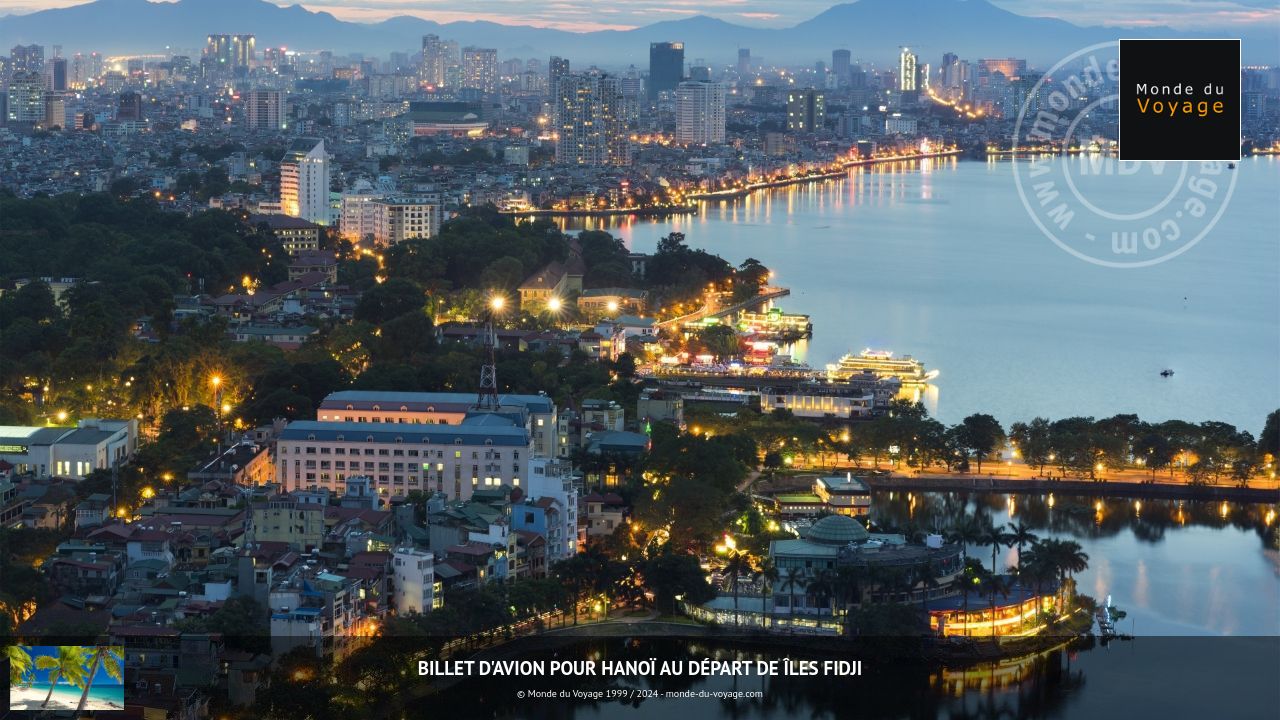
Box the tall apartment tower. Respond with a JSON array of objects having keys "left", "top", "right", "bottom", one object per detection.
[
  {"left": 461, "top": 47, "right": 498, "bottom": 93},
  {"left": 832, "top": 50, "right": 851, "bottom": 84},
  {"left": 786, "top": 88, "right": 826, "bottom": 133},
  {"left": 245, "top": 89, "right": 284, "bottom": 130},
  {"left": 6, "top": 72, "right": 45, "bottom": 124},
  {"left": 899, "top": 47, "right": 918, "bottom": 92},
  {"left": 420, "top": 34, "right": 446, "bottom": 88},
  {"left": 648, "top": 41, "right": 684, "bottom": 100},
  {"left": 548, "top": 56, "right": 569, "bottom": 97},
  {"left": 554, "top": 71, "right": 631, "bottom": 167},
  {"left": 280, "top": 138, "right": 331, "bottom": 226},
  {"left": 675, "top": 81, "right": 725, "bottom": 146}
]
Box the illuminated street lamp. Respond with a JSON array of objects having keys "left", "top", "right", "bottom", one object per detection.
[{"left": 547, "top": 296, "right": 562, "bottom": 312}]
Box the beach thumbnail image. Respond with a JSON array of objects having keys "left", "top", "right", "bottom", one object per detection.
[{"left": 7, "top": 645, "right": 124, "bottom": 712}]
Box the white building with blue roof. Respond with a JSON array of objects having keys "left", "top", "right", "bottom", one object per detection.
[{"left": 275, "top": 412, "right": 534, "bottom": 502}]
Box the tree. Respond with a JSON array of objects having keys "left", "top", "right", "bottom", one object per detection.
[
  {"left": 1260, "top": 409, "right": 1280, "bottom": 458},
  {"left": 35, "top": 646, "right": 88, "bottom": 708},
  {"left": 778, "top": 567, "right": 806, "bottom": 628},
  {"left": 724, "top": 551, "right": 750, "bottom": 628},
  {"left": 75, "top": 646, "right": 123, "bottom": 714},
  {"left": 957, "top": 414, "right": 1005, "bottom": 473},
  {"left": 1007, "top": 521, "right": 1038, "bottom": 574},
  {"left": 978, "top": 521, "right": 1013, "bottom": 575},
  {"left": 946, "top": 517, "right": 983, "bottom": 559},
  {"left": 1009, "top": 418, "right": 1052, "bottom": 474},
  {"left": 354, "top": 278, "right": 426, "bottom": 324},
  {"left": 6, "top": 645, "right": 33, "bottom": 686},
  {"left": 640, "top": 551, "right": 713, "bottom": 614}
]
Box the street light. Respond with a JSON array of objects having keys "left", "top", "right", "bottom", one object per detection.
[
  {"left": 490, "top": 295, "right": 506, "bottom": 312},
  {"left": 547, "top": 296, "right": 562, "bottom": 312}
]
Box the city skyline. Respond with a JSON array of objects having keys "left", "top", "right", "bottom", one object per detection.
[{"left": 1, "top": 0, "right": 1276, "bottom": 32}]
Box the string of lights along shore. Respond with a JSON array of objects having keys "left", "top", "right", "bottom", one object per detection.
[{"left": 0, "top": 2, "right": 1276, "bottom": 719}]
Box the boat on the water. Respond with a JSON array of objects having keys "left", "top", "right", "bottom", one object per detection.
[{"left": 1160, "top": 369, "right": 1174, "bottom": 377}]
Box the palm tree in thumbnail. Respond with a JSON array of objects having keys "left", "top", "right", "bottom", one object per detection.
[
  {"left": 36, "top": 645, "right": 89, "bottom": 708},
  {"left": 76, "top": 646, "right": 124, "bottom": 713},
  {"left": 6, "top": 645, "right": 34, "bottom": 686}
]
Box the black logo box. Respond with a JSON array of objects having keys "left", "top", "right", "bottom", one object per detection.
[{"left": 1119, "top": 39, "right": 1241, "bottom": 161}]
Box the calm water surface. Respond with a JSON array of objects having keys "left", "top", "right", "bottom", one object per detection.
[
  {"left": 564, "top": 158, "right": 1280, "bottom": 432},
  {"left": 431, "top": 492, "right": 1279, "bottom": 719}
]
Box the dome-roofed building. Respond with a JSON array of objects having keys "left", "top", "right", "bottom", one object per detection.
[{"left": 803, "top": 514, "right": 869, "bottom": 545}]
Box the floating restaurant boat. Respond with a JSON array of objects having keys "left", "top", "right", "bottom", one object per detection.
[{"left": 826, "top": 349, "right": 937, "bottom": 386}]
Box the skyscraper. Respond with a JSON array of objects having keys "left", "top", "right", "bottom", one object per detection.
[
  {"left": 832, "top": 50, "right": 851, "bottom": 84},
  {"left": 245, "top": 89, "right": 284, "bottom": 130},
  {"left": 280, "top": 138, "right": 331, "bottom": 225},
  {"left": 45, "top": 57, "right": 67, "bottom": 92},
  {"left": 548, "top": 56, "right": 569, "bottom": 97},
  {"left": 786, "top": 89, "right": 825, "bottom": 133},
  {"left": 5, "top": 72, "right": 44, "bottom": 124},
  {"left": 675, "top": 81, "right": 726, "bottom": 146},
  {"left": 461, "top": 47, "right": 498, "bottom": 93},
  {"left": 421, "top": 35, "right": 446, "bottom": 88},
  {"left": 9, "top": 44, "right": 44, "bottom": 74},
  {"left": 737, "top": 48, "right": 751, "bottom": 76},
  {"left": 554, "top": 71, "right": 630, "bottom": 167},
  {"left": 899, "top": 47, "right": 918, "bottom": 92},
  {"left": 648, "top": 42, "right": 684, "bottom": 100},
  {"left": 205, "top": 34, "right": 254, "bottom": 69}
]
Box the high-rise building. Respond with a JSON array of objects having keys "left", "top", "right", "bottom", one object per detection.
[
  {"left": 548, "top": 56, "right": 569, "bottom": 97},
  {"left": 116, "top": 91, "right": 144, "bottom": 122},
  {"left": 421, "top": 34, "right": 446, "bottom": 88},
  {"left": 9, "top": 44, "right": 44, "bottom": 74},
  {"left": 461, "top": 47, "right": 497, "bottom": 93},
  {"left": 554, "top": 71, "right": 631, "bottom": 167},
  {"left": 245, "top": 89, "right": 284, "bottom": 130},
  {"left": 6, "top": 72, "right": 45, "bottom": 124},
  {"left": 737, "top": 48, "right": 751, "bottom": 76},
  {"left": 675, "top": 81, "right": 725, "bottom": 146},
  {"left": 205, "top": 34, "right": 254, "bottom": 69},
  {"left": 899, "top": 47, "right": 918, "bottom": 92},
  {"left": 832, "top": 50, "right": 851, "bottom": 84},
  {"left": 648, "top": 41, "right": 684, "bottom": 100},
  {"left": 786, "top": 88, "right": 825, "bottom": 133},
  {"left": 280, "top": 138, "right": 331, "bottom": 226},
  {"left": 45, "top": 57, "right": 67, "bottom": 92},
  {"left": 42, "top": 92, "right": 66, "bottom": 129}
]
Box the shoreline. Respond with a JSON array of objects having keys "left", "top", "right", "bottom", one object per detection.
[
  {"left": 8, "top": 686, "right": 125, "bottom": 711},
  {"left": 687, "top": 149, "right": 963, "bottom": 201},
  {"left": 866, "top": 473, "right": 1279, "bottom": 503}
]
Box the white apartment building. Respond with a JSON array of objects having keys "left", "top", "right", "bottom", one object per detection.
[
  {"left": 371, "top": 196, "right": 440, "bottom": 245},
  {"left": 675, "top": 81, "right": 726, "bottom": 146},
  {"left": 525, "top": 457, "right": 580, "bottom": 562},
  {"left": 275, "top": 416, "right": 533, "bottom": 501},
  {"left": 315, "top": 390, "right": 559, "bottom": 459},
  {"left": 279, "top": 138, "right": 330, "bottom": 226},
  {"left": 392, "top": 547, "right": 441, "bottom": 614},
  {"left": 339, "top": 193, "right": 380, "bottom": 243}
]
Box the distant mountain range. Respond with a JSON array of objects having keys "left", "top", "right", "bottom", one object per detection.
[{"left": 1, "top": 0, "right": 1274, "bottom": 66}]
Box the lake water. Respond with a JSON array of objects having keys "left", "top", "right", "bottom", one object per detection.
[
  {"left": 429, "top": 492, "right": 1280, "bottom": 719},
  {"left": 563, "top": 157, "right": 1280, "bottom": 433}
]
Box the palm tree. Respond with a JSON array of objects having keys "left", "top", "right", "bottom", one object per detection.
[
  {"left": 947, "top": 517, "right": 983, "bottom": 560},
  {"left": 6, "top": 645, "right": 34, "bottom": 686},
  {"left": 978, "top": 521, "right": 1013, "bottom": 575},
  {"left": 959, "top": 558, "right": 988, "bottom": 637},
  {"left": 805, "top": 569, "right": 836, "bottom": 616},
  {"left": 832, "top": 565, "right": 863, "bottom": 636},
  {"left": 1044, "top": 539, "right": 1090, "bottom": 611},
  {"left": 35, "top": 646, "right": 89, "bottom": 709},
  {"left": 75, "top": 646, "right": 123, "bottom": 714},
  {"left": 778, "top": 566, "right": 806, "bottom": 630},
  {"left": 756, "top": 558, "right": 779, "bottom": 629},
  {"left": 725, "top": 551, "right": 750, "bottom": 628},
  {"left": 1007, "top": 521, "right": 1039, "bottom": 574},
  {"left": 913, "top": 560, "right": 943, "bottom": 614},
  {"left": 981, "top": 575, "right": 1013, "bottom": 639}
]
